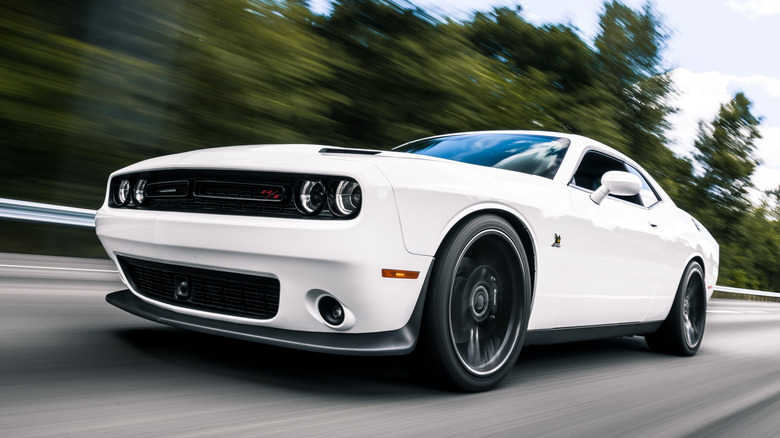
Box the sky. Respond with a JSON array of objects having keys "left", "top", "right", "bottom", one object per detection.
[{"left": 311, "top": 0, "right": 780, "bottom": 193}]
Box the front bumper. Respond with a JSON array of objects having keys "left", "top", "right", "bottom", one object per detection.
[
  {"left": 96, "top": 172, "right": 433, "bottom": 336},
  {"left": 107, "top": 289, "right": 424, "bottom": 355}
]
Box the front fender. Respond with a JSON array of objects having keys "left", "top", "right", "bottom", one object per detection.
[{"left": 374, "top": 158, "right": 562, "bottom": 257}]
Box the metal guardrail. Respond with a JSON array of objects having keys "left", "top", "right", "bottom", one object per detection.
[
  {"left": 713, "top": 285, "right": 780, "bottom": 299},
  {"left": 1, "top": 197, "right": 778, "bottom": 299},
  {"left": 0, "top": 197, "right": 96, "bottom": 228}
]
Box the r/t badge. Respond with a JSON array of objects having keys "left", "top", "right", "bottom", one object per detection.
[{"left": 552, "top": 233, "right": 561, "bottom": 248}]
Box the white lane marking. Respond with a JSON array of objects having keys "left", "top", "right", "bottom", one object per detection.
[
  {"left": 0, "top": 264, "right": 118, "bottom": 274},
  {"left": 707, "top": 310, "right": 741, "bottom": 314}
]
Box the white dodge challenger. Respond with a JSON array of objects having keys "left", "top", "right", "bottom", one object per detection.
[{"left": 97, "top": 131, "right": 718, "bottom": 391}]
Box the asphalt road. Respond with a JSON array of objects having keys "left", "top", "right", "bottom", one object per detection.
[{"left": 2, "top": 253, "right": 780, "bottom": 437}]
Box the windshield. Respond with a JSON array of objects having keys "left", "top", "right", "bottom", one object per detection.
[{"left": 394, "top": 133, "right": 570, "bottom": 179}]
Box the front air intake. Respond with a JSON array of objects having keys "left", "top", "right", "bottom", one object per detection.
[{"left": 118, "top": 256, "right": 280, "bottom": 320}]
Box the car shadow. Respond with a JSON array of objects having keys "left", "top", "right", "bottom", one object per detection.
[
  {"left": 113, "top": 326, "right": 430, "bottom": 396},
  {"left": 113, "top": 326, "right": 656, "bottom": 395}
]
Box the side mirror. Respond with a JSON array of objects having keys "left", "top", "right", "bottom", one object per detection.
[{"left": 590, "top": 171, "right": 641, "bottom": 205}]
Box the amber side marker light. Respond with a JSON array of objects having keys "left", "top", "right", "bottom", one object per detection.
[{"left": 382, "top": 269, "right": 420, "bottom": 279}]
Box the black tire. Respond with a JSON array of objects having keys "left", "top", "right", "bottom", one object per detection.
[
  {"left": 413, "top": 215, "right": 531, "bottom": 392},
  {"left": 645, "top": 261, "right": 706, "bottom": 356}
]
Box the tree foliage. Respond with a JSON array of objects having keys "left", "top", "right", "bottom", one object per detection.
[
  {"left": 465, "top": 8, "right": 624, "bottom": 146},
  {"left": 675, "top": 93, "right": 775, "bottom": 291},
  {"left": 0, "top": 0, "right": 777, "bottom": 290},
  {"left": 691, "top": 93, "right": 761, "bottom": 221},
  {"left": 594, "top": 2, "right": 678, "bottom": 181}
]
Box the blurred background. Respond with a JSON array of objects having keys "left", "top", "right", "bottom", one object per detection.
[{"left": 1, "top": 0, "right": 778, "bottom": 291}]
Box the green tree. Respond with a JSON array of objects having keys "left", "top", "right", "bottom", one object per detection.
[
  {"left": 594, "top": 1, "right": 680, "bottom": 181},
  {"left": 317, "top": 0, "right": 506, "bottom": 146},
  {"left": 164, "top": 0, "right": 342, "bottom": 148},
  {"left": 464, "top": 7, "right": 624, "bottom": 147},
  {"left": 0, "top": 0, "right": 341, "bottom": 209},
  {"left": 0, "top": 0, "right": 341, "bottom": 255},
  {"left": 683, "top": 93, "right": 762, "bottom": 288},
  {"left": 0, "top": 1, "right": 176, "bottom": 207},
  {"left": 745, "top": 202, "right": 780, "bottom": 291},
  {"left": 689, "top": 93, "right": 761, "bottom": 234}
]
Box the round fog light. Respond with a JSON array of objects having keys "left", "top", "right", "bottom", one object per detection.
[{"left": 318, "top": 296, "right": 345, "bottom": 326}]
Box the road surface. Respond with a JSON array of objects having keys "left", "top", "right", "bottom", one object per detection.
[{"left": 1, "top": 253, "right": 779, "bottom": 437}]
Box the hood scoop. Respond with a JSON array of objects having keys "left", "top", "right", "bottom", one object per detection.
[{"left": 319, "top": 147, "right": 381, "bottom": 155}]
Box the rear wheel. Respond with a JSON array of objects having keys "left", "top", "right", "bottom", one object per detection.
[
  {"left": 414, "top": 215, "right": 531, "bottom": 391},
  {"left": 646, "top": 261, "right": 706, "bottom": 355}
]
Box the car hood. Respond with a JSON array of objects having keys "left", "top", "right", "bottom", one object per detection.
[{"left": 113, "top": 144, "right": 451, "bottom": 175}]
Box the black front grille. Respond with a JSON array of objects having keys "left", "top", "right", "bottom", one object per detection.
[
  {"left": 145, "top": 197, "right": 301, "bottom": 216},
  {"left": 108, "top": 169, "right": 357, "bottom": 219},
  {"left": 118, "top": 256, "right": 279, "bottom": 319}
]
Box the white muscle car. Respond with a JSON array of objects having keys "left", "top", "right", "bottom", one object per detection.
[{"left": 96, "top": 131, "right": 718, "bottom": 391}]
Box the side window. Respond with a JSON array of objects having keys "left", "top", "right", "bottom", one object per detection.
[
  {"left": 625, "top": 164, "right": 661, "bottom": 207},
  {"left": 570, "top": 151, "right": 644, "bottom": 206}
]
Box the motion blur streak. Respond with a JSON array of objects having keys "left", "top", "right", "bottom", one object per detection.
[{"left": 1, "top": 254, "right": 779, "bottom": 437}]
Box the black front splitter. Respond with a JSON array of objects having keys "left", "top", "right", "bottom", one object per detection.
[{"left": 106, "top": 289, "right": 420, "bottom": 356}]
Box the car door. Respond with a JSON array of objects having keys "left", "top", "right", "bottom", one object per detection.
[{"left": 552, "top": 149, "right": 666, "bottom": 327}]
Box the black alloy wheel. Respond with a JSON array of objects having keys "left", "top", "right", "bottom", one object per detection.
[
  {"left": 646, "top": 261, "right": 706, "bottom": 356},
  {"left": 414, "top": 215, "right": 531, "bottom": 391}
]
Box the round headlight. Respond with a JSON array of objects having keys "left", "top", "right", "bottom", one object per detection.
[
  {"left": 329, "top": 180, "right": 361, "bottom": 217},
  {"left": 297, "top": 180, "right": 326, "bottom": 214},
  {"left": 133, "top": 179, "right": 147, "bottom": 205},
  {"left": 116, "top": 179, "right": 131, "bottom": 206}
]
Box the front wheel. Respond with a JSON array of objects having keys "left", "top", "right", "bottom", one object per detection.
[
  {"left": 414, "top": 215, "right": 531, "bottom": 391},
  {"left": 645, "top": 261, "right": 707, "bottom": 355}
]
